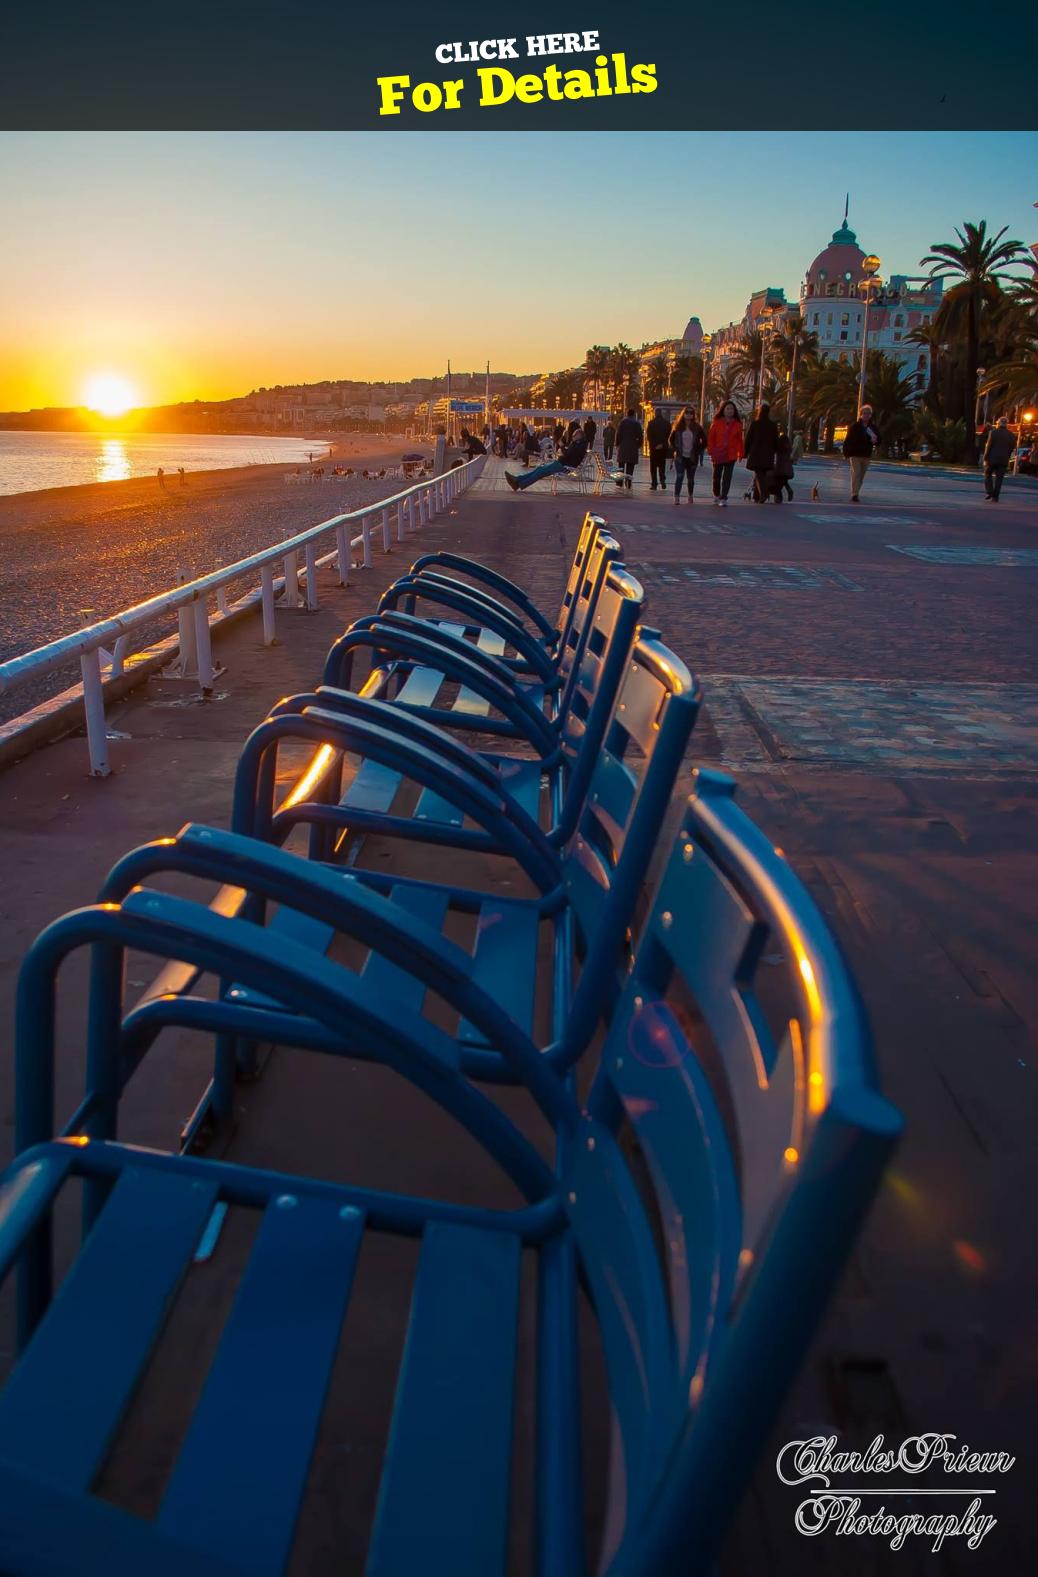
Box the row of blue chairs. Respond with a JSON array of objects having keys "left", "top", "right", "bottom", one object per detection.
[{"left": 0, "top": 512, "right": 902, "bottom": 1574}]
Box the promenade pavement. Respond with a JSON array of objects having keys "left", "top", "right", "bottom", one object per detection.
[{"left": 0, "top": 451, "right": 1034, "bottom": 1571}]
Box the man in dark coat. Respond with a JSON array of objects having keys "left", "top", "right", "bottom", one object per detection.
[
  {"left": 602, "top": 420, "right": 616, "bottom": 461},
  {"left": 744, "top": 403, "right": 779, "bottom": 503},
  {"left": 983, "top": 417, "right": 1015, "bottom": 502},
  {"left": 646, "top": 407, "right": 671, "bottom": 492},
  {"left": 614, "top": 408, "right": 643, "bottom": 491},
  {"left": 583, "top": 416, "right": 597, "bottom": 451},
  {"left": 505, "top": 427, "right": 588, "bottom": 491},
  {"left": 842, "top": 404, "right": 881, "bottom": 501}
]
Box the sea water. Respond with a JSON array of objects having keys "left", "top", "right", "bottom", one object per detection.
[{"left": 0, "top": 430, "right": 332, "bottom": 497}]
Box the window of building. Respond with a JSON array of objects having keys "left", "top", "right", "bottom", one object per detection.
[
  {"left": 839, "top": 331, "right": 848, "bottom": 341},
  {"left": 812, "top": 312, "right": 819, "bottom": 325},
  {"left": 895, "top": 314, "right": 904, "bottom": 327},
  {"left": 893, "top": 332, "right": 901, "bottom": 342},
  {"left": 840, "top": 312, "right": 850, "bottom": 325},
  {"left": 826, "top": 312, "right": 833, "bottom": 325}
]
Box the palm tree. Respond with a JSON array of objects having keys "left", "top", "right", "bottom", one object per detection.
[
  {"left": 644, "top": 354, "right": 671, "bottom": 401},
  {"left": 905, "top": 321, "right": 945, "bottom": 412},
  {"left": 583, "top": 345, "right": 611, "bottom": 408},
  {"left": 920, "top": 221, "right": 1030, "bottom": 461},
  {"left": 705, "top": 366, "right": 748, "bottom": 419},
  {"left": 770, "top": 318, "right": 819, "bottom": 431},
  {"left": 610, "top": 343, "right": 640, "bottom": 411}
]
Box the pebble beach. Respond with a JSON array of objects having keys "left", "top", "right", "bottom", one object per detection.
[{"left": 0, "top": 434, "right": 432, "bottom": 721}]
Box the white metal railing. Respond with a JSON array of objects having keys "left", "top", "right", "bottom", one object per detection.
[{"left": 0, "top": 454, "right": 486, "bottom": 776}]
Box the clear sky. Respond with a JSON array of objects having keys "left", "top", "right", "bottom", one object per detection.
[{"left": 0, "top": 131, "right": 1035, "bottom": 412}]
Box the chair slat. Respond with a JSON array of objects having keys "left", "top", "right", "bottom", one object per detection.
[
  {"left": 0, "top": 1457, "right": 239, "bottom": 1577},
  {"left": 461, "top": 899, "right": 540, "bottom": 1042},
  {"left": 159, "top": 1196, "right": 364, "bottom": 1575},
  {"left": 0, "top": 1168, "right": 217, "bottom": 1489},
  {"left": 367, "top": 1223, "right": 521, "bottom": 1577},
  {"left": 360, "top": 886, "right": 451, "bottom": 1015},
  {"left": 452, "top": 627, "right": 508, "bottom": 717}
]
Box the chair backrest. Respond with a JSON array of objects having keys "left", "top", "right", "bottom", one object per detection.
[
  {"left": 556, "top": 565, "right": 644, "bottom": 838},
  {"left": 568, "top": 772, "right": 901, "bottom": 1571},
  {"left": 560, "top": 635, "right": 700, "bottom": 1060},
  {"left": 555, "top": 511, "right": 606, "bottom": 646},
  {"left": 550, "top": 528, "right": 623, "bottom": 719}
]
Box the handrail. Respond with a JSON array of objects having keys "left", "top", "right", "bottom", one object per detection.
[{"left": 0, "top": 453, "right": 486, "bottom": 776}]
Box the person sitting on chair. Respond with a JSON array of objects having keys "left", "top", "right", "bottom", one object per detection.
[{"left": 505, "top": 426, "right": 588, "bottom": 491}]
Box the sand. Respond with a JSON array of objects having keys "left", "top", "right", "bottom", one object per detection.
[{"left": 0, "top": 434, "right": 434, "bottom": 720}]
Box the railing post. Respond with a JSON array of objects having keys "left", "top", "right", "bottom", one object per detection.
[
  {"left": 193, "top": 598, "right": 215, "bottom": 693},
  {"left": 396, "top": 502, "right": 406, "bottom": 542},
  {"left": 381, "top": 507, "right": 391, "bottom": 552},
  {"left": 304, "top": 542, "right": 319, "bottom": 610},
  {"left": 282, "top": 551, "right": 300, "bottom": 608},
  {"left": 80, "top": 649, "right": 111, "bottom": 777},
  {"left": 335, "top": 524, "right": 350, "bottom": 586},
  {"left": 260, "top": 563, "right": 277, "bottom": 644},
  {"left": 362, "top": 516, "right": 373, "bottom": 569}
]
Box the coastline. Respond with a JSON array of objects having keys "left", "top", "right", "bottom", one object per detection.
[
  {"left": 0, "top": 432, "right": 412, "bottom": 506},
  {"left": 0, "top": 434, "right": 433, "bottom": 720}
]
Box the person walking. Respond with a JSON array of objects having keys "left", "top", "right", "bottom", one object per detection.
[
  {"left": 767, "top": 433, "right": 795, "bottom": 502},
  {"left": 983, "top": 416, "right": 1014, "bottom": 502},
  {"left": 843, "top": 404, "right": 880, "bottom": 501},
  {"left": 745, "top": 403, "right": 779, "bottom": 503},
  {"left": 505, "top": 426, "right": 588, "bottom": 491},
  {"left": 646, "top": 406, "right": 671, "bottom": 492},
  {"left": 583, "top": 415, "right": 597, "bottom": 452},
  {"left": 670, "top": 407, "right": 707, "bottom": 505},
  {"left": 707, "top": 401, "right": 744, "bottom": 507},
  {"left": 602, "top": 419, "right": 616, "bottom": 461},
  {"left": 614, "top": 408, "right": 643, "bottom": 491}
]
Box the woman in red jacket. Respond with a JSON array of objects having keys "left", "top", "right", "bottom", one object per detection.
[{"left": 707, "top": 400, "right": 745, "bottom": 507}]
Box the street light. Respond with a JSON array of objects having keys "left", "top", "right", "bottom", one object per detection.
[
  {"left": 700, "top": 333, "right": 712, "bottom": 418},
  {"left": 1014, "top": 408, "right": 1035, "bottom": 475},
  {"left": 756, "top": 307, "right": 777, "bottom": 411},
  {"left": 975, "top": 368, "right": 987, "bottom": 438},
  {"left": 857, "top": 254, "right": 882, "bottom": 412}
]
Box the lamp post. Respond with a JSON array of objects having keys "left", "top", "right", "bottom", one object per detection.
[
  {"left": 755, "top": 308, "right": 776, "bottom": 411},
  {"left": 857, "top": 255, "right": 882, "bottom": 412},
  {"left": 786, "top": 330, "right": 800, "bottom": 434},
  {"left": 700, "top": 333, "right": 712, "bottom": 418},
  {"left": 1014, "top": 409, "right": 1034, "bottom": 475},
  {"left": 974, "top": 367, "right": 987, "bottom": 439}
]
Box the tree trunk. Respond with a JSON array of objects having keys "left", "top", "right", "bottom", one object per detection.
[{"left": 965, "top": 292, "right": 979, "bottom": 464}]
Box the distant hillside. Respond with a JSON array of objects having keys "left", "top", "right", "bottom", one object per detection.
[{"left": 0, "top": 371, "right": 543, "bottom": 434}]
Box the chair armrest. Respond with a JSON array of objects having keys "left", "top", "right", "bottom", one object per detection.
[
  {"left": 231, "top": 707, "right": 557, "bottom": 890},
  {"left": 408, "top": 552, "right": 558, "bottom": 641}
]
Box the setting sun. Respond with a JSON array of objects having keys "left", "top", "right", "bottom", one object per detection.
[{"left": 83, "top": 373, "right": 138, "bottom": 418}]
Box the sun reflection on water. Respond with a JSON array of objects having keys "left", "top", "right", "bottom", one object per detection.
[{"left": 96, "top": 438, "right": 130, "bottom": 484}]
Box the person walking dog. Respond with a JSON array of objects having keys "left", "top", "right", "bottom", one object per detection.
[
  {"left": 670, "top": 407, "right": 707, "bottom": 505},
  {"left": 983, "top": 417, "right": 1015, "bottom": 502},
  {"left": 843, "top": 404, "right": 881, "bottom": 501},
  {"left": 707, "top": 401, "right": 744, "bottom": 507},
  {"left": 744, "top": 403, "right": 779, "bottom": 503}
]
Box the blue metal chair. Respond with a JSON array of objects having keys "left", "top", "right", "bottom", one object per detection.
[
  {"left": 243, "top": 564, "right": 645, "bottom": 861},
  {"left": 83, "top": 634, "right": 700, "bottom": 1137},
  {"left": 326, "top": 518, "right": 622, "bottom": 741},
  {"left": 369, "top": 507, "right": 606, "bottom": 690},
  {"left": 1, "top": 771, "right": 901, "bottom": 1575}
]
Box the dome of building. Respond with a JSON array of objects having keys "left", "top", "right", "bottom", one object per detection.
[
  {"left": 804, "top": 218, "right": 868, "bottom": 299},
  {"left": 681, "top": 316, "right": 704, "bottom": 352}
]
